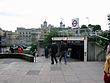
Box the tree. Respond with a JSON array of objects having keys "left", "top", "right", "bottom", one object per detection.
[
  {"left": 80, "top": 25, "right": 88, "bottom": 29},
  {"left": 88, "top": 24, "right": 101, "bottom": 32},
  {"left": 30, "top": 43, "right": 37, "bottom": 52},
  {"left": 88, "top": 24, "right": 94, "bottom": 30},
  {"left": 43, "top": 28, "right": 58, "bottom": 47},
  {"left": 92, "top": 25, "right": 101, "bottom": 32},
  {"left": 89, "top": 30, "right": 108, "bottom": 47}
]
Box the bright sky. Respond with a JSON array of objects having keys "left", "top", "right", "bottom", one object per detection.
[{"left": 0, "top": 0, "right": 110, "bottom": 32}]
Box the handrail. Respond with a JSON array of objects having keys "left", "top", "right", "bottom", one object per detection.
[{"left": 90, "top": 33, "right": 109, "bottom": 40}]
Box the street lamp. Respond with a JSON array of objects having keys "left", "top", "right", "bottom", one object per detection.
[
  {"left": 107, "top": 14, "right": 110, "bottom": 31},
  {"left": 86, "top": 17, "right": 90, "bottom": 26},
  {"left": 0, "top": 36, "right": 1, "bottom": 53}
]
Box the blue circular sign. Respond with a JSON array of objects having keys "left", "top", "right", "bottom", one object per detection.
[{"left": 72, "top": 20, "right": 78, "bottom": 27}]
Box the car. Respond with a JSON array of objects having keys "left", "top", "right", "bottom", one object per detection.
[
  {"left": 21, "top": 45, "right": 27, "bottom": 49},
  {"left": 25, "top": 46, "right": 31, "bottom": 51}
]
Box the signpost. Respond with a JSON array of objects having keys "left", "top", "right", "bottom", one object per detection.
[
  {"left": 72, "top": 18, "right": 80, "bottom": 35},
  {"left": 72, "top": 18, "right": 79, "bottom": 28}
]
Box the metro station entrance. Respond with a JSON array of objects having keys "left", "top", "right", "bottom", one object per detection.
[
  {"left": 52, "top": 37, "right": 87, "bottom": 62},
  {"left": 68, "top": 41, "right": 84, "bottom": 61}
]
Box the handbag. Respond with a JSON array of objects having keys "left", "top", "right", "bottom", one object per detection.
[{"left": 104, "top": 71, "right": 110, "bottom": 83}]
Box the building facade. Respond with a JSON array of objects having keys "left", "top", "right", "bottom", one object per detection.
[
  {"left": 14, "top": 27, "right": 41, "bottom": 45},
  {"left": 0, "top": 20, "right": 102, "bottom": 46}
]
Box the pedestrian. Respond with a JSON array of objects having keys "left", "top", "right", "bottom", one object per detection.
[
  {"left": 32, "top": 49, "right": 37, "bottom": 57},
  {"left": 104, "top": 52, "right": 110, "bottom": 83},
  {"left": 9, "top": 46, "right": 14, "bottom": 53},
  {"left": 17, "top": 46, "right": 23, "bottom": 54},
  {"left": 59, "top": 40, "right": 68, "bottom": 64},
  {"left": 50, "top": 41, "right": 58, "bottom": 64},
  {"left": 32, "top": 49, "right": 37, "bottom": 62},
  {"left": 45, "top": 46, "right": 49, "bottom": 58}
]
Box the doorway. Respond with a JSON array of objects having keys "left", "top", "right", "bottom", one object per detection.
[{"left": 68, "top": 41, "right": 84, "bottom": 61}]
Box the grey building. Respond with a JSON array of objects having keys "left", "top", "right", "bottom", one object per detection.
[{"left": 15, "top": 27, "right": 41, "bottom": 45}]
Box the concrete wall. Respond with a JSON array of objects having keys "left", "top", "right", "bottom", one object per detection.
[{"left": 87, "top": 42, "right": 106, "bottom": 61}]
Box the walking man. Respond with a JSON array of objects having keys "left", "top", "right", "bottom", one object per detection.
[
  {"left": 50, "top": 41, "right": 58, "bottom": 64},
  {"left": 59, "top": 40, "right": 68, "bottom": 64}
]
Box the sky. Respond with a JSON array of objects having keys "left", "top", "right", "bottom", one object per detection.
[{"left": 0, "top": 0, "right": 110, "bottom": 32}]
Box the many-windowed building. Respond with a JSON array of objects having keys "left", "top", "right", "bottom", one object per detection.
[{"left": 14, "top": 27, "right": 41, "bottom": 45}]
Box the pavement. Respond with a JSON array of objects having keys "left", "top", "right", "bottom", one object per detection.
[{"left": 0, "top": 56, "right": 104, "bottom": 83}]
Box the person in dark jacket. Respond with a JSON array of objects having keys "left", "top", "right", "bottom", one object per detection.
[
  {"left": 45, "top": 46, "right": 49, "bottom": 58},
  {"left": 59, "top": 40, "right": 68, "bottom": 64},
  {"left": 9, "top": 46, "right": 14, "bottom": 53},
  {"left": 50, "top": 41, "right": 58, "bottom": 64}
]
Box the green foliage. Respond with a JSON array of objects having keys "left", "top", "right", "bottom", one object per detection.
[
  {"left": 88, "top": 24, "right": 101, "bottom": 32},
  {"left": 92, "top": 25, "right": 101, "bottom": 32},
  {"left": 80, "top": 25, "right": 88, "bottom": 29},
  {"left": 65, "top": 31, "right": 74, "bottom": 37},
  {"left": 100, "top": 31, "right": 108, "bottom": 38},
  {"left": 30, "top": 43, "right": 37, "bottom": 52},
  {"left": 89, "top": 30, "right": 109, "bottom": 47},
  {"left": 81, "top": 24, "right": 101, "bottom": 32},
  {"left": 43, "top": 28, "right": 58, "bottom": 47}
]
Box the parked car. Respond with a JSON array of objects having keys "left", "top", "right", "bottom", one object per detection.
[{"left": 23, "top": 46, "right": 32, "bottom": 54}]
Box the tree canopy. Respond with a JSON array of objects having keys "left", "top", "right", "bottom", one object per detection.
[
  {"left": 81, "top": 24, "right": 101, "bottom": 32},
  {"left": 80, "top": 25, "right": 88, "bottom": 29},
  {"left": 43, "top": 28, "right": 58, "bottom": 47}
]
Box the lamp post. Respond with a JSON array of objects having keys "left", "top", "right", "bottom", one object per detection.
[
  {"left": 86, "top": 17, "right": 90, "bottom": 26},
  {"left": 0, "top": 36, "right": 1, "bottom": 53},
  {"left": 107, "top": 14, "right": 110, "bottom": 38},
  {"left": 107, "top": 14, "right": 110, "bottom": 31}
]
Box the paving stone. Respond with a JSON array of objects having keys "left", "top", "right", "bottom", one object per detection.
[
  {"left": 37, "top": 75, "right": 50, "bottom": 82},
  {"left": 51, "top": 80, "right": 66, "bottom": 83},
  {"left": 36, "top": 80, "right": 51, "bottom": 83},
  {"left": 0, "top": 57, "right": 104, "bottom": 83},
  {"left": 66, "top": 81, "right": 81, "bottom": 83},
  {"left": 51, "top": 75, "right": 65, "bottom": 81},
  {"left": 64, "top": 75, "right": 80, "bottom": 82},
  {"left": 20, "top": 79, "right": 36, "bottom": 83},
  {"left": 77, "top": 74, "right": 91, "bottom": 80},
  {"left": 0, "top": 80, "right": 6, "bottom": 83},
  {"left": 26, "top": 70, "right": 40, "bottom": 75},
  {"left": 51, "top": 66, "right": 61, "bottom": 71},
  {"left": 80, "top": 80, "right": 97, "bottom": 83}
]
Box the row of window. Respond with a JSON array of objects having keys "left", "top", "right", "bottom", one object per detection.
[
  {"left": 19, "top": 32, "right": 31, "bottom": 34},
  {"left": 19, "top": 35, "right": 31, "bottom": 37}
]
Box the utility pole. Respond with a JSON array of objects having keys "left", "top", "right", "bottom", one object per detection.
[{"left": 107, "top": 14, "right": 110, "bottom": 38}]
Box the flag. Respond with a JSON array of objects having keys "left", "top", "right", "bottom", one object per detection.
[{"left": 72, "top": 18, "right": 79, "bottom": 28}]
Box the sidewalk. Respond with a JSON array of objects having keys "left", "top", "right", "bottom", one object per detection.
[{"left": 0, "top": 57, "right": 104, "bottom": 83}]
